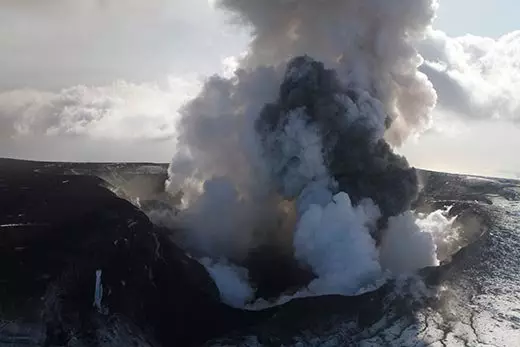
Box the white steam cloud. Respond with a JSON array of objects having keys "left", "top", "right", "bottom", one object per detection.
[
  {"left": 200, "top": 258, "right": 254, "bottom": 308},
  {"left": 380, "top": 209, "right": 458, "bottom": 274},
  {"left": 294, "top": 193, "right": 382, "bottom": 296}
]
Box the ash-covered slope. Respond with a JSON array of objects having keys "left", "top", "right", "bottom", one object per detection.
[
  {"left": 0, "top": 159, "right": 256, "bottom": 347},
  {"left": 1, "top": 158, "right": 519, "bottom": 346}
]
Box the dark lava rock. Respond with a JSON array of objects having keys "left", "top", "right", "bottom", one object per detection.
[
  {"left": 244, "top": 244, "right": 316, "bottom": 301},
  {"left": 0, "top": 163, "right": 252, "bottom": 346},
  {"left": 203, "top": 280, "right": 411, "bottom": 347}
]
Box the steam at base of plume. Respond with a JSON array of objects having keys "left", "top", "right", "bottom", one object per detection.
[{"left": 196, "top": 206, "right": 457, "bottom": 309}]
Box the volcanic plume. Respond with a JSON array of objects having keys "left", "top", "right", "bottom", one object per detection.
[{"left": 165, "top": 0, "right": 456, "bottom": 306}]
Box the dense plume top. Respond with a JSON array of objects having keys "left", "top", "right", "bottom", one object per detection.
[{"left": 217, "top": 0, "right": 439, "bottom": 143}]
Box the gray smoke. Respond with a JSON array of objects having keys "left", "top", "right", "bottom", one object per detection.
[
  {"left": 256, "top": 56, "right": 418, "bottom": 220},
  {"left": 217, "top": 0, "right": 438, "bottom": 144}
]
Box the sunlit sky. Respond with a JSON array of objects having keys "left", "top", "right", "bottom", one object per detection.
[
  {"left": 0, "top": 0, "right": 519, "bottom": 178},
  {"left": 436, "top": 0, "right": 518, "bottom": 37}
]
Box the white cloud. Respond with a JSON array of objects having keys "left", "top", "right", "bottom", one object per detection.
[
  {"left": 396, "top": 28, "right": 520, "bottom": 177},
  {"left": 0, "top": 78, "right": 200, "bottom": 161},
  {"left": 0, "top": 80, "right": 196, "bottom": 139},
  {"left": 419, "top": 29, "right": 520, "bottom": 123}
]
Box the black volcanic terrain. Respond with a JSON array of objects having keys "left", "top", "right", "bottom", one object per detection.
[{"left": 0, "top": 158, "right": 519, "bottom": 346}]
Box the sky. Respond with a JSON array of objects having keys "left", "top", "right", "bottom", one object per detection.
[
  {"left": 435, "top": 0, "right": 518, "bottom": 37},
  {"left": 0, "top": 0, "right": 519, "bottom": 178},
  {"left": 404, "top": 0, "right": 520, "bottom": 177}
]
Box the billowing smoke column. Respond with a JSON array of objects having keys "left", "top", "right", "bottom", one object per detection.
[
  {"left": 253, "top": 55, "right": 424, "bottom": 295},
  {"left": 218, "top": 0, "right": 438, "bottom": 143},
  {"left": 166, "top": 0, "right": 449, "bottom": 303},
  {"left": 256, "top": 56, "right": 418, "bottom": 221}
]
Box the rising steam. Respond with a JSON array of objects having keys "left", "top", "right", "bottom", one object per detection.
[{"left": 165, "top": 0, "right": 457, "bottom": 305}]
